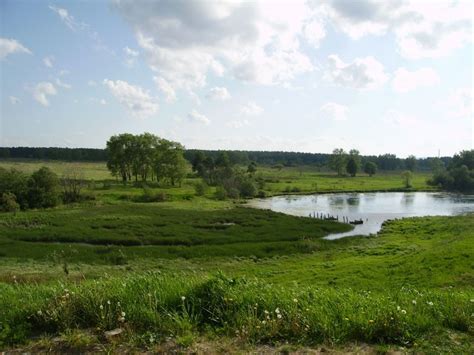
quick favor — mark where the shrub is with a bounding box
[215,186,227,200]
[27,167,61,209]
[0,192,20,213]
[136,187,167,202]
[239,179,257,198]
[194,181,208,196]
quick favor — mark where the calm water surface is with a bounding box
[248,192,474,239]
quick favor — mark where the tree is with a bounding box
[405,155,417,172]
[0,168,29,209]
[346,149,361,177]
[329,148,347,176]
[401,170,413,188]
[364,161,377,176]
[0,192,20,213]
[247,161,257,175]
[428,150,474,192]
[106,133,135,183]
[27,167,60,208]
[154,139,187,186]
[61,169,86,203]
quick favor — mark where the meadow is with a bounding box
[0,159,472,353]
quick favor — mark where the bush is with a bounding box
[239,179,257,198]
[194,181,208,196]
[136,187,167,203]
[0,192,20,213]
[257,190,267,198]
[215,186,228,200]
[27,167,61,209]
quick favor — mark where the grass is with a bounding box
[1,273,473,350]
[0,159,472,352]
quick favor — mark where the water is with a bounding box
[248,192,474,239]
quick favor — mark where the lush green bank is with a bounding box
[1,273,473,351]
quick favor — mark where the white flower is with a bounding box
[470,299,474,303]
[277,314,282,319]
[264,310,269,314]
[412,300,417,305]
[397,306,401,311]
[275,308,280,314]
[107,300,111,305]
[293,298,298,303]
[401,309,407,314]
[121,311,126,317]
[99,305,104,310]
[37,310,43,316]
[181,296,186,301]
[427,301,434,306]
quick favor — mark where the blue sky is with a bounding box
[1,0,473,157]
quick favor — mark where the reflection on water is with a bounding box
[248,192,474,240]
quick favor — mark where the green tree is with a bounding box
[0,168,29,209]
[0,192,20,213]
[329,148,347,176]
[27,167,60,208]
[346,149,361,177]
[364,161,377,176]
[247,161,257,175]
[106,133,135,183]
[401,170,413,188]
[405,155,417,172]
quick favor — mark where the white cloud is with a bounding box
[320,102,348,121]
[227,119,250,128]
[187,110,210,125]
[303,18,326,47]
[59,69,69,76]
[114,0,321,97]
[103,79,159,118]
[33,82,57,107]
[88,80,97,86]
[154,76,177,102]
[325,54,388,90]
[383,109,420,127]
[9,96,20,105]
[206,87,231,101]
[123,46,139,66]
[0,38,32,59]
[55,78,72,89]
[241,101,264,116]
[49,5,85,31]
[442,88,473,119]
[392,67,440,93]
[43,56,54,68]
[322,0,473,59]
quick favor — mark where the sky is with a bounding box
[1,0,473,158]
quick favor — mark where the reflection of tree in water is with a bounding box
[347,197,360,206]
[328,194,345,207]
[401,193,415,205]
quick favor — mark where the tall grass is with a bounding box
[1,273,472,348]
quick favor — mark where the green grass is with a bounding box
[1,159,472,352]
[1,273,473,350]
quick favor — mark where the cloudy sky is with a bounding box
[1,0,473,157]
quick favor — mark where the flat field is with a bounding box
[0,159,472,353]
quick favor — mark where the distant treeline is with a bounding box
[0,147,451,171]
[0,147,107,161]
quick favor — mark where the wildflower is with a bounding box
[401,309,407,314]
[121,311,126,317]
[262,320,266,324]
[293,298,298,303]
[99,305,104,310]
[369,320,374,323]
[37,310,43,316]
[277,314,282,319]
[107,300,111,305]
[181,296,186,301]
[427,301,434,306]
[264,310,269,314]
[344,317,349,321]
[305,308,309,311]
[117,301,121,306]
[470,299,474,303]
[397,306,401,311]
[275,307,280,314]
[412,300,417,305]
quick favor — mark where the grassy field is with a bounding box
[0,159,472,352]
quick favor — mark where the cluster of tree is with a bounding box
[106,133,187,185]
[191,151,261,199]
[329,149,373,177]
[428,150,474,192]
[0,167,61,212]
[0,147,107,161]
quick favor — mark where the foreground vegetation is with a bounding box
[0,158,472,352]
